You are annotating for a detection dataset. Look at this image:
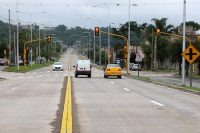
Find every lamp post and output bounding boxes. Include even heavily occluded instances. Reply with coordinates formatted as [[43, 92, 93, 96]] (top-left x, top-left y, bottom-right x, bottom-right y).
[[128, 0, 131, 74], [19, 11, 46, 66], [128, 1, 138, 74], [83, 32, 91, 59], [107, 3, 110, 64], [182, 0, 186, 85], [16, 0, 19, 70]]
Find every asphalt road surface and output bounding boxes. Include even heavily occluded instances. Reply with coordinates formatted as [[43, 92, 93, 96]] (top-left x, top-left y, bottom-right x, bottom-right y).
[[0, 53, 71, 133], [71, 54, 200, 133]]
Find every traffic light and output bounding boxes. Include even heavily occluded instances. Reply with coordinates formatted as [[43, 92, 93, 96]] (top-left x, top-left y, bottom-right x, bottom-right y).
[[124, 45, 128, 54], [156, 29, 160, 35], [47, 35, 52, 43], [124, 45, 128, 59], [94, 27, 100, 36]]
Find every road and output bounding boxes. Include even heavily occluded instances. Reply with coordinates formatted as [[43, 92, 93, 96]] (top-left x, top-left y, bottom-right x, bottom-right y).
[[71, 54, 200, 133], [0, 53, 70, 133], [0, 50, 200, 133]]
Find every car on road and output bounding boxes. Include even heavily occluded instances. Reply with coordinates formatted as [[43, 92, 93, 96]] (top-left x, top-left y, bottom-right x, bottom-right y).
[[130, 63, 141, 71], [104, 64, 122, 79], [0, 58, 10, 66], [52, 62, 64, 71], [74, 60, 92, 78]]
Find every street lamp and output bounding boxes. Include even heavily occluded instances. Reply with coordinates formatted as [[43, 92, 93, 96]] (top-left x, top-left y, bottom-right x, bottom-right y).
[[91, 3, 120, 64], [19, 11, 46, 66], [128, 1, 138, 74], [80, 36, 89, 56], [83, 32, 91, 59], [182, 0, 186, 85]]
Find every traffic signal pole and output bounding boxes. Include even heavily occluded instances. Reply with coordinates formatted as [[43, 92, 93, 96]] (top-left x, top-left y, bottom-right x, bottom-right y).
[[23, 37, 48, 66], [99, 30, 129, 75]]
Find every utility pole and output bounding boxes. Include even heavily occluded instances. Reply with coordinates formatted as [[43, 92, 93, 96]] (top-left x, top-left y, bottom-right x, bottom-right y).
[[94, 35, 96, 64], [99, 31, 102, 65], [39, 26, 41, 58], [107, 3, 110, 64], [128, 0, 131, 74], [151, 29, 154, 71], [30, 13, 33, 67], [16, 0, 19, 70], [88, 32, 91, 59], [8, 9, 12, 66], [182, 0, 186, 85], [154, 34, 157, 70], [14, 32, 16, 65]]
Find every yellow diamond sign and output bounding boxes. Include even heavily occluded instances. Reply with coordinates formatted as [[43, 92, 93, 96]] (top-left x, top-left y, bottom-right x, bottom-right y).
[[182, 45, 200, 64]]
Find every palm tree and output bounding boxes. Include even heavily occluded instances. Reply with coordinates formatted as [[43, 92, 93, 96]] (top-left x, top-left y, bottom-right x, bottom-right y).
[[151, 18, 174, 33]]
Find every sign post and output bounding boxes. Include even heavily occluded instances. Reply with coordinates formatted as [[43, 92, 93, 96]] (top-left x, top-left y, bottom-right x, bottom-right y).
[[4, 50, 6, 66], [182, 44, 200, 87], [135, 53, 142, 77]]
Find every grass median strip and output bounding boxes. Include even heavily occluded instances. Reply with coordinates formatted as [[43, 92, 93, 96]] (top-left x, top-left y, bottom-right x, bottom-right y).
[[127, 74, 200, 95], [60, 75, 72, 133]]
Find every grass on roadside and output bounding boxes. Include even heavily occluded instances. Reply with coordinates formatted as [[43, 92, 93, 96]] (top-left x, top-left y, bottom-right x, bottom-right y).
[[127, 74, 200, 94], [4, 62, 53, 73], [192, 74, 200, 79]]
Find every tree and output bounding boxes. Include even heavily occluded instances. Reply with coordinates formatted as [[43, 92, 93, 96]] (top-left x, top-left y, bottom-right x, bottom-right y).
[[151, 18, 174, 33], [55, 25, 67, 32]]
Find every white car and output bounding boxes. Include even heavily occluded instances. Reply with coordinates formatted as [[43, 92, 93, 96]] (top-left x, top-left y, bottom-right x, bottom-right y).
[[74, 60, 92, 78], [130, 63, 141, 71], [53, 62, 64, 71]]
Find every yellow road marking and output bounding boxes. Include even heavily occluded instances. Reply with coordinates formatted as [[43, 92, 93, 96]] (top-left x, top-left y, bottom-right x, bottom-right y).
[[60, 65, 72, 133]]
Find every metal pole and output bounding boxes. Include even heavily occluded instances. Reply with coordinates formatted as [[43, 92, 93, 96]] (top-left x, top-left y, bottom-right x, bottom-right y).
[[30, 13, 33, 67], [182, 0, 186, 85], [154, 35, 157, 70], [94, 35, 96, 64], [39, 26, 41, 58], [8, 9, 12, 66], [16, 0, 19, 70], [99, 31, 102, 65], [151, 29, 154, 71], [107, 4, 110, 64], [14, 32, 16, 65], [128, 0, 131, 74], [89, 32, 91, 59], [87, 35, 89, 59], [190, 64, 192, 87]]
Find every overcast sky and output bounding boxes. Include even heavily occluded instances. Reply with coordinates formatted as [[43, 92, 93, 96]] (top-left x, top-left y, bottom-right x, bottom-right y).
[[0, 0, 200, 29]]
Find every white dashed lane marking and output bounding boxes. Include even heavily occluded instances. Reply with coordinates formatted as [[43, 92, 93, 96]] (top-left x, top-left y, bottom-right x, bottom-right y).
[[7, 87, 17, 92], [123, 88, 130, 91], [151, 100, 165, 107], [110, 81, 115, 84]]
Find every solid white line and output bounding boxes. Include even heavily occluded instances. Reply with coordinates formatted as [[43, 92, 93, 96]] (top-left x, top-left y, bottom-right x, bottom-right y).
[[151, 100, 165, 107], [123, 88, 130, 91]]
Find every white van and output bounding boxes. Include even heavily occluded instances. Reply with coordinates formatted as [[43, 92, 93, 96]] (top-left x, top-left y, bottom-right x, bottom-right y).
[[74, 60, 92, 78]]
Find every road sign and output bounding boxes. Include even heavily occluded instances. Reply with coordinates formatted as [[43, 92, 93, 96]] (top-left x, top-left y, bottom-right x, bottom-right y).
[[182, 45, 200, 64], [135, 53, 142, 62]]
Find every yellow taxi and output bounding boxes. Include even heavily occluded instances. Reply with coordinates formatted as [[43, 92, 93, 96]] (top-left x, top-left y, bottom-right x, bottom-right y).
[[104, 64, 122, 79]]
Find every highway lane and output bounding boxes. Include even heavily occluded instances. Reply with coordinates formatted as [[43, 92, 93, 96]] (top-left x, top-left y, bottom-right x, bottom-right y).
[[71, 54, 200, 133], [0, 52, 73, 133]]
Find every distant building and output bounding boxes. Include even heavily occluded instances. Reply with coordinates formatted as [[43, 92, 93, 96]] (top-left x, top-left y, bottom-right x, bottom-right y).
[[178, 25, 195, 35], [130, 46, 144, 59]]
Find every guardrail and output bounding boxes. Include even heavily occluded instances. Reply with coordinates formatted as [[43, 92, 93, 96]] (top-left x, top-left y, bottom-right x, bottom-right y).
[[60, 75, 72, 133]]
